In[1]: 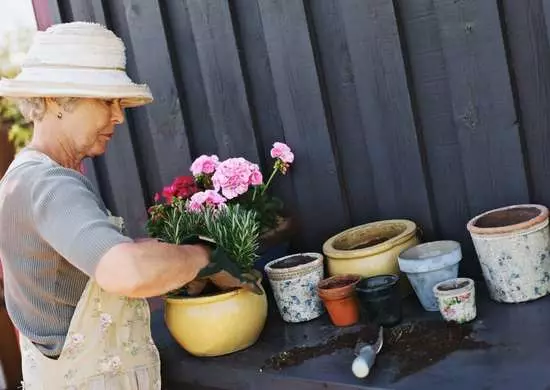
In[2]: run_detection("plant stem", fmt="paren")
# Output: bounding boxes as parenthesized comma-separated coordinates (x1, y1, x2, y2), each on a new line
(261, 165, 278, 196)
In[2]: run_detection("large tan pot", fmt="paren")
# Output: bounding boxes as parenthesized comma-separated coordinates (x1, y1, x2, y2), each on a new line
(164, 277, 268, 357)
(322, 220, 419, 296)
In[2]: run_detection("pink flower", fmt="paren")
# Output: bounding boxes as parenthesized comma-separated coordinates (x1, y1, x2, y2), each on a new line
(186, 190, 227, 212)
(212, 158, 263, 199)
(190, 155, 219, 176)
(270, 142, 294, 164)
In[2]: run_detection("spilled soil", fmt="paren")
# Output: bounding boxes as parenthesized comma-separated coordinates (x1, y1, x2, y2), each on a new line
(261, 324, 379, 371)
(384, 321, 491, 379)
(262, 320, 491, 380)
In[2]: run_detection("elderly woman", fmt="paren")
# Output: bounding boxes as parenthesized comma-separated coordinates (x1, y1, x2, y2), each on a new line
(0, 22, 256, 389)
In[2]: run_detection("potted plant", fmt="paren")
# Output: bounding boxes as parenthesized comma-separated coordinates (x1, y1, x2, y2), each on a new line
(186, 142, 296, 275)
(145, 142, 294, 356)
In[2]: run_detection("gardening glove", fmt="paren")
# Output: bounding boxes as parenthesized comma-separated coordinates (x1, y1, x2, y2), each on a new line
(182, 236, 263, 296)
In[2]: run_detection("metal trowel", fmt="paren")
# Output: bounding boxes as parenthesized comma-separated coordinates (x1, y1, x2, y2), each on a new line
(352, 326, 383, 378)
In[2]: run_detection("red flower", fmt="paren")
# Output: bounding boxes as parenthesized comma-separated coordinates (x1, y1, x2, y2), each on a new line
(161, 176, 199, 203)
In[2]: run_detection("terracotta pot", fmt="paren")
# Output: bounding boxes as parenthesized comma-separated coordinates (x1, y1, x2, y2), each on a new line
(164, 270, 267, 357)
(317, 274, 361, 327)
(322, 220, 419, 297)
(467, 204, 550, 303)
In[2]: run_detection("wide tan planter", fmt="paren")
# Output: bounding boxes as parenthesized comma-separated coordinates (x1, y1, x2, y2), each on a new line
(164, 276, 268, 357)
(322, 220, 419, 296)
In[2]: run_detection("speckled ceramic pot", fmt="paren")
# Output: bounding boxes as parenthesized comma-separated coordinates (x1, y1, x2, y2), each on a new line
(433, 278, 476, 324)
(265, 253, 325, 323)
(467, 204, 550, 303)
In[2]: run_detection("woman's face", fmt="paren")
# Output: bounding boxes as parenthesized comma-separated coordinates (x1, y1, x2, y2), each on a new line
(59, 98, 125, 157)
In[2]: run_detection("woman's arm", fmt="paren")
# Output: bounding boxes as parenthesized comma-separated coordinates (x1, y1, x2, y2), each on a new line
(95, 240, 209, 297)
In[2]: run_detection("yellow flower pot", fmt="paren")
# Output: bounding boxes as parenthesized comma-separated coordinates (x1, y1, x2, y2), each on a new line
(164, 283, 268, 357)
(322, 220, 419, 296)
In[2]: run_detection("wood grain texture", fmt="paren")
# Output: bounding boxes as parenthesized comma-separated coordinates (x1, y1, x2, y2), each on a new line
(433, 0, 529, 216)
(505, 0, 550, 206)
(256, 0, 349, 248)
(40, 0, 550, 276)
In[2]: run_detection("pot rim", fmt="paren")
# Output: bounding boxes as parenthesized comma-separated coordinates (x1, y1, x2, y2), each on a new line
(264, 252, 323, 275)
(433, 277, 474, 297)
(317, 274, 361, 300)
(356, 274, 399, 293)
(397, 240, 461, 274)
(466, 204, 548, 236)
(322, 219, 417, 259)
(164, 270, 263, 305)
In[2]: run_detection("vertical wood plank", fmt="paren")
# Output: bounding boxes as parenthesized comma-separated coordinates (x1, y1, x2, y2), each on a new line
(161, 0, 214, 157)
(323, 0, 435, 235)
(307, 0, 380, 226)
(433, 0, 529, 215)
(396, 0, 475, 275)
(107, 0, 193, 196)
(230, 0, 298, 233)
(257, 0, 349, 248)
(184, 0, 259, 162)
(505, 0, 550, 206)
(67, 0, 106, 24)
(58, 1, 148, 237)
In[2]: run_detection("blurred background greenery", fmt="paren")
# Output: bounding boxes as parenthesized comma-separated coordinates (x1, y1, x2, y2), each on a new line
(0, 0, 36, 157)
(0, 27, 35, 153)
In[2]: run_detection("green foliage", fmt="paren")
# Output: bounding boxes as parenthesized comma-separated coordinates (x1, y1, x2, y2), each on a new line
(0, 28, 35, 152)
(146, 202, 260, 272)
(202, 204, 259, 272)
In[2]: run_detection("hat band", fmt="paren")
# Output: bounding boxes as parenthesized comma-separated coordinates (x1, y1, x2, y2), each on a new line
(23, 63, 125, 72)
(15, 66, 135, 87)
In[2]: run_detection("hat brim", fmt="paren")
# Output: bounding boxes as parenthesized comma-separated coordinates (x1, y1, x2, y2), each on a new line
(0, 67, 153, 108)
(0, 80, 152, 108)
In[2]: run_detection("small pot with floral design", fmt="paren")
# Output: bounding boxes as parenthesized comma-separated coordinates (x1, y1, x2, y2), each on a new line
(433, 278, 476, 324)
(265, 253, 325, 323)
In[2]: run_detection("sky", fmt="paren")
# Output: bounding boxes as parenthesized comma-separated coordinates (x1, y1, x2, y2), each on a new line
(0, 0, 36, 34)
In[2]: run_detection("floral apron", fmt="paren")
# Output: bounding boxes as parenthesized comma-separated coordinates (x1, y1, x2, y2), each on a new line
(7, 150, 161, 389)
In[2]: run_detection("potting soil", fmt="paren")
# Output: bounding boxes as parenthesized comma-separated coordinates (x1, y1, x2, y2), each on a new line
(262, 320, 491, 380)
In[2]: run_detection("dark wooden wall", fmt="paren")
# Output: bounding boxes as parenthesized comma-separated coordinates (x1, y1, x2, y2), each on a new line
(32, 0, 550, 278)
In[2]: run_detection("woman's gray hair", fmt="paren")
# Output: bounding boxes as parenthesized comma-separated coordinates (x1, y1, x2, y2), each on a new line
(16, 97, 80, 122)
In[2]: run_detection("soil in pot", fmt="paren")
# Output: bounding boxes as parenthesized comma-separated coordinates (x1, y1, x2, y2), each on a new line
(318, 275, 361, 327)
(473, 206, 541, 229)
(270, 255, 317, 269)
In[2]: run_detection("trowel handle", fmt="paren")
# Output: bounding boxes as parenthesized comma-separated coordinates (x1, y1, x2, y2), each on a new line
(352, 345, 377, 378)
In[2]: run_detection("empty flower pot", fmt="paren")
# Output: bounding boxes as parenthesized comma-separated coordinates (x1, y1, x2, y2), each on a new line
(398, 241, 462, 311)
(467, 204, 550, 303)
(433, 278, 476, 324)
(265, 253, 325, 323)
(322, 220, 419, 297)
(317, 274, 361, 327)
(356, 274, 402, 327)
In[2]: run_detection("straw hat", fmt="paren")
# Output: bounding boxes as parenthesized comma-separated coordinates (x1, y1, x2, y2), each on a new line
(0, 22, 153, 108)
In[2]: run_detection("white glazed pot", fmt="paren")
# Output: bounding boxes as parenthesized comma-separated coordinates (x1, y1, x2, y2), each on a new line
(467, 204, 550, 303)
(433, 278, 476, 324)
(265, 253, 325, 323)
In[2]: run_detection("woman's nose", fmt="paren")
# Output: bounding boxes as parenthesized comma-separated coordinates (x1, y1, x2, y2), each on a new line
(111, 99, 125, 124)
